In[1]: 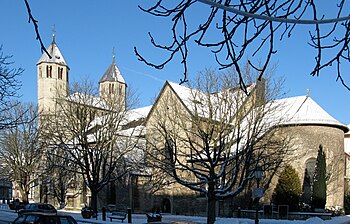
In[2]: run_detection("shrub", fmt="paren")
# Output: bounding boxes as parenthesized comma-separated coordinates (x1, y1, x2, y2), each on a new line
(272, 164, 302, 211)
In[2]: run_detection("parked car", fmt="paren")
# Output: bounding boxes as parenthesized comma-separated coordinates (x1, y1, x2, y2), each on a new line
(10, 213, 77, 224)
(18, 203, 57, 215)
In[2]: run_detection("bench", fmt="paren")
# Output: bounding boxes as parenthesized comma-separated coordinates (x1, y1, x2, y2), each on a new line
(108, 212, 127, 222)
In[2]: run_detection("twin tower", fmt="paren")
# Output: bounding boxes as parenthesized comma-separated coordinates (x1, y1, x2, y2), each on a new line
(37, 35, 127, 113)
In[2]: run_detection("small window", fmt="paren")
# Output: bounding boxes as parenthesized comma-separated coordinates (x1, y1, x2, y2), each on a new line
(46, 65, 52, 78)
(109, 83, 115, 94)
(58, 67, 63, 79)
(39, 67, 42, 78)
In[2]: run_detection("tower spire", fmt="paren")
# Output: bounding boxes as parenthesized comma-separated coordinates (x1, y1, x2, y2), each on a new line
(112, 47, 115, 62)
(52, 24, 56, 43)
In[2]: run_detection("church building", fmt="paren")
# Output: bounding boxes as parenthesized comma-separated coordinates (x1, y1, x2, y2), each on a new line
(34, 35, 349, 216)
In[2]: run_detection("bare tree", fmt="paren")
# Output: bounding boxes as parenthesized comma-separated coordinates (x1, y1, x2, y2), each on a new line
(41, 80, 142, 211)
(135, 1, 350, 90)
(44, 149, 82, 208)
(0, 46, 22, 129)
(146, 67, 292, 224)
(0, 103, 42, 202)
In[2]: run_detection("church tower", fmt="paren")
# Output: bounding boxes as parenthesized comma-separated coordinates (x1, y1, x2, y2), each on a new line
(99, 52, 126, 111)
(37, 34, 69, 114)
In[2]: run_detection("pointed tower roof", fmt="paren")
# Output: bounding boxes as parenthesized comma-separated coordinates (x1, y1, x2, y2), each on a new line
(37, 34, 68, 67)
(99, 61, 125, 84)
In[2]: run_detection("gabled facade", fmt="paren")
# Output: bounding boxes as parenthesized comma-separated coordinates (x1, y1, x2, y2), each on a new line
(143, 81, 349, 216)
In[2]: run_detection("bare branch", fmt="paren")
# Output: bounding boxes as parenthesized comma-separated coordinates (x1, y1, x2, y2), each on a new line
(23, 0, 51, 58)
(136, 0, 350, 90)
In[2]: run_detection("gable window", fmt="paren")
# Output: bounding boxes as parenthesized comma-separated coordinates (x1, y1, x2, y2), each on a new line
(163, 138, 175, 172)
(46, 65, 52, 78)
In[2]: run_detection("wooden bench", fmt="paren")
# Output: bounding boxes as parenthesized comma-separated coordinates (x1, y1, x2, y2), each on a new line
(108, 212, 127, 222)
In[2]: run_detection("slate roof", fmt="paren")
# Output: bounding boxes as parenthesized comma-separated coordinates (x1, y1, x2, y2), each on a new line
(99, 62, 125, 84)
(37, 38, 68, 66)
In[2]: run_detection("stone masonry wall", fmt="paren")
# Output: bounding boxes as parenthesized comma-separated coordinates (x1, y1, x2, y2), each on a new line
(266, 125, 345, 208)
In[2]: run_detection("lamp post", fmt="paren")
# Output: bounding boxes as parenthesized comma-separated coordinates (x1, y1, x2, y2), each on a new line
(254, 166, 263, 224)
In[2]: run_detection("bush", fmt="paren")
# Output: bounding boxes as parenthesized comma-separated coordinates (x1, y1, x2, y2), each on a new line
(272, 165, 302, 211)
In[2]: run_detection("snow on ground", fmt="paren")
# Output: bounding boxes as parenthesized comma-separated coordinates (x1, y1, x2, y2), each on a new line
(57, 209, 350, 224)
(1, 206, 350, 224)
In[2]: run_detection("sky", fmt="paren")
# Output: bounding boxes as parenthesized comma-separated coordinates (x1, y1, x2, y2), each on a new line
(1, 1, 350, 125)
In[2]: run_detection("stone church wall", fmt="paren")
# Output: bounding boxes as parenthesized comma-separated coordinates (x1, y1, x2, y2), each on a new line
(264, 125, 345, 208)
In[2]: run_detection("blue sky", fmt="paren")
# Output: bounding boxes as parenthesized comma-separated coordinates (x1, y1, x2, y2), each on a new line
(1, 1, 350, 125)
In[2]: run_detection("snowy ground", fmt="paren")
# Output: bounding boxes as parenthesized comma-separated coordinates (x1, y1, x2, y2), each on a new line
(58, 209, 350, 224)
(1, 205, 350, 224)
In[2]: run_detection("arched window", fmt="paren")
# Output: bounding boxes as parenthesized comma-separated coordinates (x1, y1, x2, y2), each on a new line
(39, 67, 42, 78)
(162, 198, 171, 213)
(302, 158, 316, 205)
(46, 65, 52, 78)
(305, 158, 316, 178)
(58, 67, 63, 79)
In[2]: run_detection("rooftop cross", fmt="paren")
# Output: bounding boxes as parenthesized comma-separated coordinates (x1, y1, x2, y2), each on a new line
(51, 24, 56, 43)
(306, 88, 310, 97)
(112, 47, 116, 62)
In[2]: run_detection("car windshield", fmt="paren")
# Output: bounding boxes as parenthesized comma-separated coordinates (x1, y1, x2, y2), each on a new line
(14, 214, 40, 224)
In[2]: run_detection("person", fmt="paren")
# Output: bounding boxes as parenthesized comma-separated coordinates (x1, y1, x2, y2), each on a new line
(14, 199, 20, 212)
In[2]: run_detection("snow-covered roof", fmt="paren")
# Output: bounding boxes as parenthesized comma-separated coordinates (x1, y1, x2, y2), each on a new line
(274, 96, 348, 132)
(67, 92, 108, 110)
(167, 81, 255, 119)
(119, 105, 152, 136)
(125, 105, 152, 123)
(37, 38, 68, 66)
(99, 61, 125, 84)
(88, 105, 152, 139)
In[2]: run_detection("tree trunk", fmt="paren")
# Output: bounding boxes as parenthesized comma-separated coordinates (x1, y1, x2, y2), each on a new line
(207, 185, 216, 224)
(90, 189, 98, 211)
